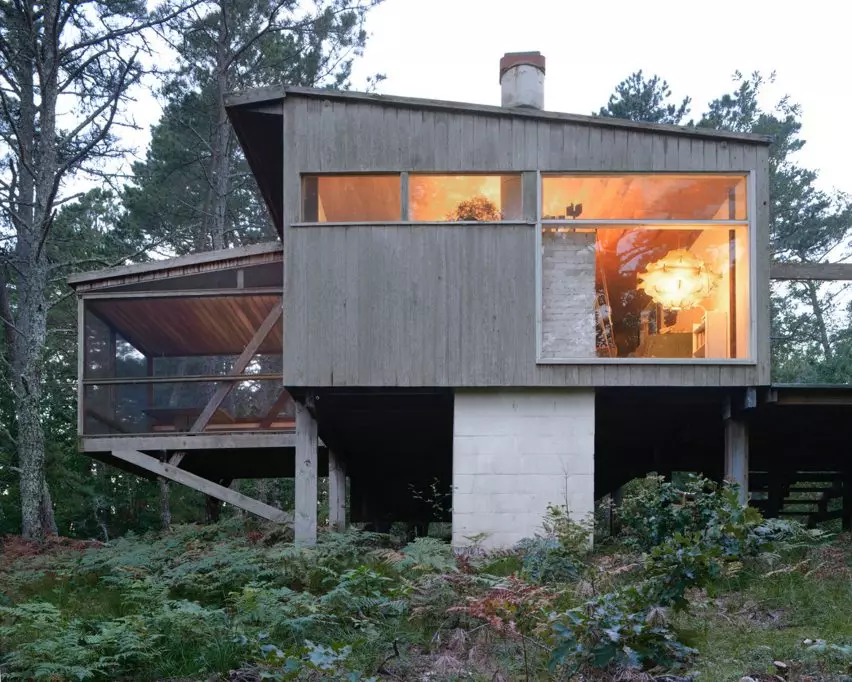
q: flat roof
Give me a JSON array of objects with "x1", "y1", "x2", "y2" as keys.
[
  {"x1": 68, "y1": 242, "x2": 283, "y2": 290},
  {"x1": 225, "y1": 85, "x2": 774, "y2": 145}
]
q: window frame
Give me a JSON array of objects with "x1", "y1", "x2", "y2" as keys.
[
  {"x1": 294, "y1": 171, "x2": 536, "y2": 226},
  {"x1": 534, "y1": 170, "x2": 758, "y2": 365}
]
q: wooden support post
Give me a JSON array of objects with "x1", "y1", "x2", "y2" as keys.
[
  {"x1": 109, "y1": 449, "x2": 291, "y2": 523},
  {"x1": 295, "y1": 401, "x2": 318, "y2": 545},
  {"x1": 77, "y1": 297, "x2": 85, "y2": 435},
  {"x1": 843, "y1": 468, "x2": 852, "y2": 532},
  {"x1": 328, "y1": 449, "x2": 346, "y2": 532},
  {"x1": 724, "y1": 413, "x2": 749, "y2": 506}
]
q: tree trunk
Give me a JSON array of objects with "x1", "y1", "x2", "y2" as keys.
[
  {"x1": 11, "y1": 262, "x2": 56, "y2": 540},
  {"x1": 805, "y1": 280, "x2": 834, "y2": 360},
  {"x1": 159, "y1": 477, "x2": 172, "y2": 530},
  {"x1": 204, "y1": 5, "x2": 233, "y2": 250}
]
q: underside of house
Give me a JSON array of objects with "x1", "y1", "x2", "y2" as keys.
[
  {"x1": 69, "y1": 53, "x2": 852, "y2": 545},
  {"x1": 70, "y1": 238, "x2": 852, "y2": 538}
]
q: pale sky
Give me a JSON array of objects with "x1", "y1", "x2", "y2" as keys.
[{"x1": 346, "y1": 0, "x2": 850, "y2": 194}]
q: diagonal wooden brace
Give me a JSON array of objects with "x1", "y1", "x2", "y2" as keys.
[
  {"x1": 190, "y1": 301, "x2": 282, "y2": 433},
  {"x1": 259, "y1": 388, "x2": 294, "y2": 428},
  {"x1": 111, "y1": 449, "x2": 292, "y2": 524}
]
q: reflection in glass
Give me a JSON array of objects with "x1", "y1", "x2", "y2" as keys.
[
  {"x1": 542, "y1": 174, "x2": 747, "y2": 221},
  {"x1": 409, "y1": 174, "x2": 523, "y2": 221}
]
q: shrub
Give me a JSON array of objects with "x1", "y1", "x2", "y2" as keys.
[
  {"x1": 617, "y1": 474, "x2": 731, "y2": 552},
  {"x1": 549, "y1": 587, "x2": 696, "y2": 676},
  {"x1": 515, "y1": 504, "x2": 592, "y2": 585},
  {"x1": 516, "y1": 537, "x2": 580, "y2": 584}
]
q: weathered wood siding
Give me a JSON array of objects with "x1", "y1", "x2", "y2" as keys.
[{"x1": 281, "y1": 94, "x2": 770, "y2": 387}]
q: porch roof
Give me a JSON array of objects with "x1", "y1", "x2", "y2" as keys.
[{"x1": 68, "y1": 241, "x2": 282, "y2": 292}]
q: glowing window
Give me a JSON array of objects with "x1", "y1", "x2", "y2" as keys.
[
  {"x1": 409, "y1": 174, "x2": 523, "y2": 221},
  {"x1": 302, "y1": 175, "x2": 401, "y2": 222},
  {"x1": 542, "y1": 174, "x2": 747, "y2": 221},
  {"x1": 541, "y1": 224, "x2": 750, "y2": 360}
]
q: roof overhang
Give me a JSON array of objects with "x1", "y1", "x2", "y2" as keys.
[
  {"x1": 225, "y1": 86, "x2": 773, "y2": 238},
  {"x1": 68, "y1": 241, "x2": 283, "y2": 292},
  {"x1": 227, "y1": 97, "x2": 285, "y2": 235},
  {"x1": 225, "y1": 84, "x2": 774, "y2": 144}
]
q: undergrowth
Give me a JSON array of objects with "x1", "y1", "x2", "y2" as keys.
[{"x1": 0, "y1": 477, "x2": 849, "y2": 681}]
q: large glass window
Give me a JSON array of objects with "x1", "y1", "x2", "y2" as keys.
[
  {"x1": 542, "y1": 174, "x2": 747, "y2": 221},
  {"x1": 302, "y1": 174, "x2": 401, "y2": 222},
  {"x1": 409, "y1": 174, "x2": 522, "y2": 221},
  {"x1": 539, "y1": 174, "x2": 750, "y2": 361}
]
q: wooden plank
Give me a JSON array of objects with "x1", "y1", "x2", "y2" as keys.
[
  {"x1": 81, "y1": 287, "x2": 281, "y2": 300},
  {"x1": 77, "y1": 297, "x2": 86, "y2": 435},
  {"x1": 497, "y1": 116, "x2": 513, "y2": 171},
  {"x1": 400, "y1": 172, "x2": 410, "y2": 221},
  {"x1": 83, "y1": 373, "x2": 281, "y2": 386},
  {"x1": 521, "y1": 171, "x2": 538, "y2": 223},
  {"x1": 328, "y1": 449, "x2": 346, "y2": 531},
  {"x1": 81, "y1": 432, "x2": 297, "y2": 451},
  {"x1": 110, "y1": 449, "x2": 292, "y2": 523},
  {"x1": 770, "y1": 262, "x2": 852, "y2": 281},
  {"x1": 273, "y1": 86, "x2": 773, "y2": 144},
  {"x1": 724, "y1": 415, "x2": 749, "y2": 505},
  {"x1": 190, "y1": 302, "x2": 283, "y2": 432},
  {"x1": 68, "y1": 242, "x2": 283, "y2": 288},
  {"x1": 295, "y1": 402, "x2": 318, "y2": 544},
  {"x1": 559, "y1": 124, "x2": 578, "y2": 171}
]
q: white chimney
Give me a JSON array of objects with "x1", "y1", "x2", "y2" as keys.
[{"x1": 499, "y1": 51, "x2": 545, "y2": 109}]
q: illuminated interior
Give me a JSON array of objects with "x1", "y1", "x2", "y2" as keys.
[
  {"x1": 541, "y1": 174, "x2": 750, "y2": 360},
  {"x1": 302, "y1": 175, "x2": 401, "y2": 222},
  {"x1": 542, "y1": 174, "x2": 747, "y2": 221},
  {"x1": 301, "y1": 174, "x2": 524, "y2": 222},
  {"x1": 409, "y1": 175, "x2": 522, "y2": 221}
]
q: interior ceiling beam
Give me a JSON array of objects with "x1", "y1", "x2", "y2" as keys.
[
  {"x1": 109, "y1": 449, "x2": 292, "y2": 524},
  {"x1": 82, "y1": 287, "x2": 282, "y2": 300}
]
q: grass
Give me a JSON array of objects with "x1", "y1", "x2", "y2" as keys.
[
  {"x1": 0, "y1": 517, "x2": 850, "y2": 680},
  {"x1": 676, "y1": 548, "x2": 852, "y2": 681}
]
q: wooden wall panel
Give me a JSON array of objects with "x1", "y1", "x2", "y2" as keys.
[
  {"x1": 283, "y1": 225, "x2": 758, "y2": 388},
  {"x1": 281, "y1": 95, "x2": 767, "y2": 388}
]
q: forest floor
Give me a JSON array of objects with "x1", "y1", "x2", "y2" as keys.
[{"x1": 0, "y1": 501, "x2": 850, "y2": 681}]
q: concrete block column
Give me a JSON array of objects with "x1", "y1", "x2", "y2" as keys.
[{"x1": 452, "y1": 389, "x2": 595, "y2": 549}]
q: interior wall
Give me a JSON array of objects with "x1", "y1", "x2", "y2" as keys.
[{"x1": 540, "y1": 232, "x2": 596, "y2": 359}]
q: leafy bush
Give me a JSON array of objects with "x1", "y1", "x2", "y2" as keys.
[
  {"x1": 241, "y1": 638, "x2": 378, "y2": 681},
  {"x1": 516, "y1": 536, "x2": 580, "y2": 584},
  {"x1": 617, "y1": 474, "x2": 735, "y2": 551},
  {"x1": 541, "y1": 504, "x2": 594, "y2": 557},
  {"x1": 515, "y1": 504, "x2": 592, "y2": 585},
  {"x1": 550, "y1": 587, "x2": 696, "y2": 676}
]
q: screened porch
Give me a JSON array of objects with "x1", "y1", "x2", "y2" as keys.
[{"x1": 70, "y1": 243, "x2": 291, "y2": 450}]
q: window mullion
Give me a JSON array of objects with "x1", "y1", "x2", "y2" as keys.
[{"x1": 400, "y1": 172, "x2": 409, "y2": 221}]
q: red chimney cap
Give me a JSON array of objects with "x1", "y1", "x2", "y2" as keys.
[{"x1": 499, "y1": 51, "x2": 546, "y2": 80}]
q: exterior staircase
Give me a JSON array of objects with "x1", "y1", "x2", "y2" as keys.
[{"x1": 749, "y1": 470, "x2": 847, "y2": 528}]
